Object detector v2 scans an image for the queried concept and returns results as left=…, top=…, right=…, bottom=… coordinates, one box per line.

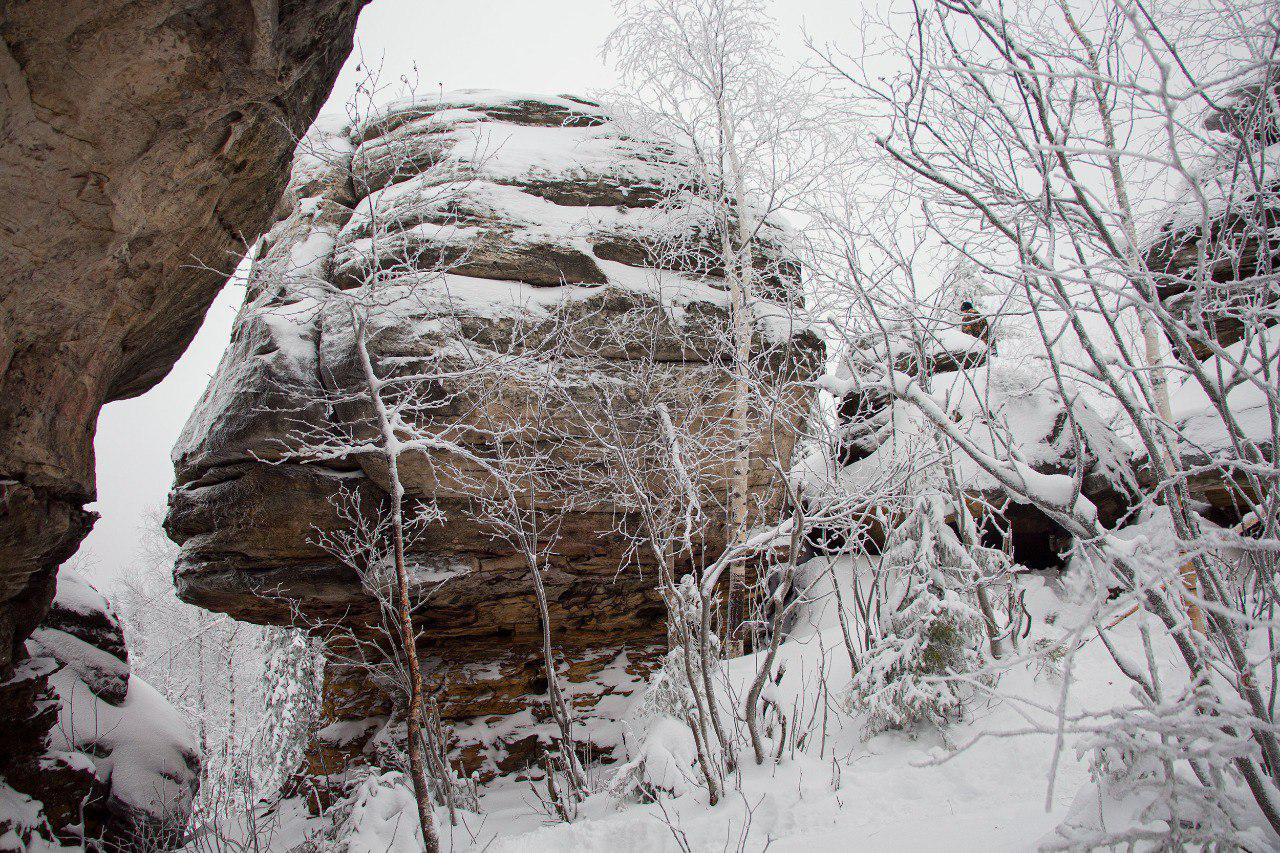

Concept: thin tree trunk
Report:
left=423, top=694, right=458, bottom=826
left=745, top=477, right=804, bottom=764
left=722, top=216, right=754, bottom=658
left=720, top=112, right=756, bottom=658
left=526, top=550, right=589, bottom=794
left=827, top=560, right=862, bottom=675
left=697, top=568, right=735, bottom=767
left=390, top=490, right=440, bottom=853
left=354, top=310, right=440, bottom=853
left=652, top=406, right=735, bottom=764
left=744, top=574, right=785, bottom=765
left=943, top=448, right=1004, bottom=658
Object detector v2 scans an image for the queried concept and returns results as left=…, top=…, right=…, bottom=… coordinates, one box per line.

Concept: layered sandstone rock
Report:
left=1145, top=72, right=1278, bottom=519
left=166, top=91, right=821, bottom=781
left=812, top=334, right=1136, bottom=568
left=0, top=569, right=198, bottom=848
left=0, top=0, right=368, bottom=682
left=1145, top=71, right=1280, bottom=361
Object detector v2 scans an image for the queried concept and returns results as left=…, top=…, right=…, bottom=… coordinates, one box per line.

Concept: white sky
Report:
left=81, top=0, right=866, bottom=588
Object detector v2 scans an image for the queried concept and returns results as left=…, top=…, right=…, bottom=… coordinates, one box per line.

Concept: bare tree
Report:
left=111, top=514, right=281, bottom=832
left=605, top=0, right=845, bottom=655
left=253, top=94, right=506, bottom=850
left=557, top=299, right=741, bottom=800
left=810, top=0, right=1280, bottom=840
left=462, top=339, right=598, bottom=808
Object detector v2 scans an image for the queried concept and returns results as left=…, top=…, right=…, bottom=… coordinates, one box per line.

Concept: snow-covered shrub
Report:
left=1044, top=685, right=1270, bottom=851
left=325, top=770, right=424, bottom=853
left=845, top=495, right=988, bottom=738
left=254, top=627, right=325, bottom=794
left=604, top=576, right=726, bottom=803
left=1028, top=636, right=1070, bottom=683
left=846, top=588, right=987, bottom=737
left=610, top=655, right=709, bottom=800
left=640, top=646, right=704, bottom=729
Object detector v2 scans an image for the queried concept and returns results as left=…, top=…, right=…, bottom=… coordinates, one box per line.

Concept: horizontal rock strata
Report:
left=166, top=91, right=822, bottom=781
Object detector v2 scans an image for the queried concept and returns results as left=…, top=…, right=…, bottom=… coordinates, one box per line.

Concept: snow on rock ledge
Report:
left=808, top=355, right=1137, bottom=568
left=0, top=568, right=197, bottom=849
left=165, top=90, right=821, bottom=786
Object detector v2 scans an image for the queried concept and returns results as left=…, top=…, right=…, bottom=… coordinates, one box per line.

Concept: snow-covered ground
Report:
left=458, top=577, right=1135, bottom=852
left=234, top=554, right=1273, bottom=853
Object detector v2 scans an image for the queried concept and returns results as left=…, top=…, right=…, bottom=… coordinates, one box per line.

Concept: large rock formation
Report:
left=0, top=0, right=369, bottom=684
left=0, top=568, right=198, bottom=849
left=810, top=329, right=1137, bottom=568
left=1144, top=70, right=1278, bottom=519
left=1145, top=69, right=1279, bottom=362
left=166, top=91, right=821, bottom=782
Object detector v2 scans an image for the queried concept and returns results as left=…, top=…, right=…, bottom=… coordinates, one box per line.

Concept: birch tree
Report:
left=605, top=0, right=841, bottom=655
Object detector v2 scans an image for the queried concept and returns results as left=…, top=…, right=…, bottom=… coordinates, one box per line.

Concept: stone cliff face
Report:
left=0, top=0, right=369, bottom=681
left=166, top=91, right=821, bottom=781
left=1145, top=71, right=1278, bottom=362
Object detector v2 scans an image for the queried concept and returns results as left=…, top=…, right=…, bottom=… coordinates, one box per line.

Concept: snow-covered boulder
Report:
left=1144, top=72, right=1280, bottom=361
left=31, top=569, right=129, bottom=705
left=827, top=328, right=989, bottom=469
left=166, top=91, right=820, bottom=784
left=808, top=359, right=1137, bottom=567
left=0, top=568, right=198, bottom=849
left=892, top=328, right=989, bottom=378
left=1167, top=325, right=1278, bottom=520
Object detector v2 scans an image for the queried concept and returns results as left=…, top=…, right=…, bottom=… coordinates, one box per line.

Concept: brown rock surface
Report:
left=166, top=90, right=821, bottom=779
left=0, top=0, right=369, bottom=680
left=1142, top=71, right=1277, bottom=521
left=1144, top=70, right=1279, bottom=361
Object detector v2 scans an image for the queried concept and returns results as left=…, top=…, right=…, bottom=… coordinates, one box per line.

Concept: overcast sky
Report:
left=80, top=0, right=864, bottom=589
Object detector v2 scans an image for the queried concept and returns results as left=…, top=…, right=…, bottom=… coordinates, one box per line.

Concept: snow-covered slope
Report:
left=238, top=548, right=1280, bottom=852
